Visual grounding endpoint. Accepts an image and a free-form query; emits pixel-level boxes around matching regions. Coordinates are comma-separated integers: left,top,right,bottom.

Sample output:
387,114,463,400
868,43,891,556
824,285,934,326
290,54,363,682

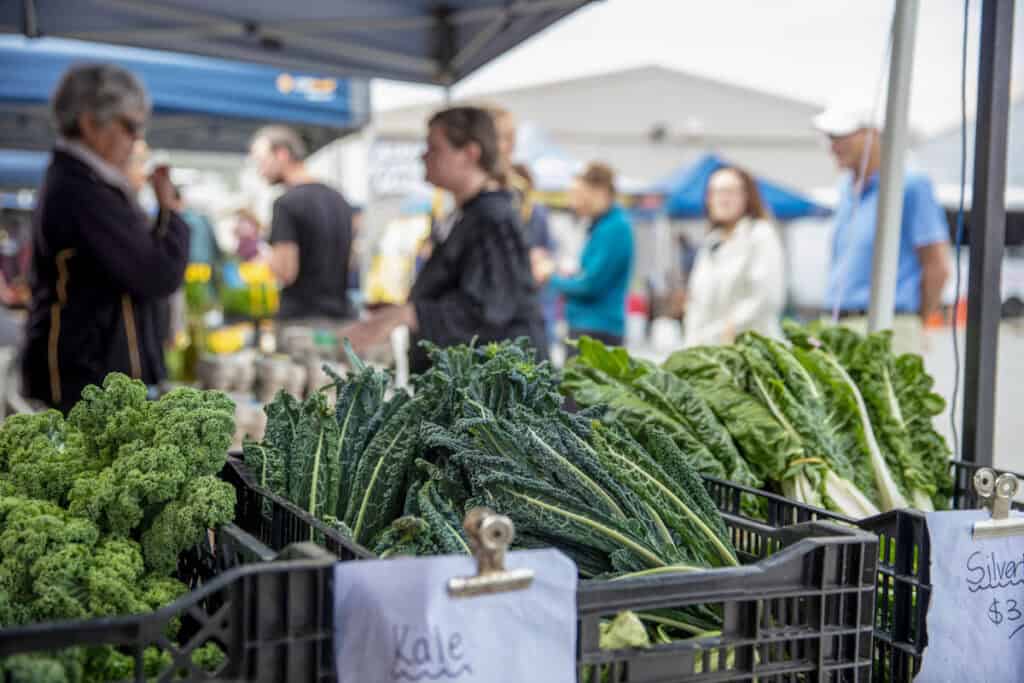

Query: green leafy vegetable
0,374,238,681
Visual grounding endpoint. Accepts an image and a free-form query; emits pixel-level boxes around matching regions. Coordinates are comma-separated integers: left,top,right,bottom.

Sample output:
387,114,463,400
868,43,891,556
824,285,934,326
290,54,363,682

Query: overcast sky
372,0,1024,138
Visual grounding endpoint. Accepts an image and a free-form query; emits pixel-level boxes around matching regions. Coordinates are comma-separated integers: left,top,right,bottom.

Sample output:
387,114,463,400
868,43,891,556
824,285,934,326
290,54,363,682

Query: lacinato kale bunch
248,338,738,649
250,338,737,571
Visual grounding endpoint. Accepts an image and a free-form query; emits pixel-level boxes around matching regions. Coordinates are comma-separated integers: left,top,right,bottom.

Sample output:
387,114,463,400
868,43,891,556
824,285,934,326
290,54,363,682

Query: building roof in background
374,65,824,143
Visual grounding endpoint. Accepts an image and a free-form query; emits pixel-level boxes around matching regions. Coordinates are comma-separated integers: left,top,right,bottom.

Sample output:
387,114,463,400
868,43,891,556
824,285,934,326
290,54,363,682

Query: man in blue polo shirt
813,102,950,354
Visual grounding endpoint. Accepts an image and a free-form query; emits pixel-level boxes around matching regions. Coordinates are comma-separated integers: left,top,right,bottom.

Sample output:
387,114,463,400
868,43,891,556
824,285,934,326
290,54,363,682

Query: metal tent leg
962,0,1015,466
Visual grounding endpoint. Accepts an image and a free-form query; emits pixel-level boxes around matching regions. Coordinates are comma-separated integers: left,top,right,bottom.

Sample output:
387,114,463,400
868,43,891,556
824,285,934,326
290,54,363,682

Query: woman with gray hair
21,64,189,412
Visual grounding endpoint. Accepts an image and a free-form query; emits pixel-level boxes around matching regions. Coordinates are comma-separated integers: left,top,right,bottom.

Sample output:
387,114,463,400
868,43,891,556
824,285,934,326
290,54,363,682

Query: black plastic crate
0,527,335,683
224,456,374,562
705,460,1024,683
578,518,877,683
226,457,878,682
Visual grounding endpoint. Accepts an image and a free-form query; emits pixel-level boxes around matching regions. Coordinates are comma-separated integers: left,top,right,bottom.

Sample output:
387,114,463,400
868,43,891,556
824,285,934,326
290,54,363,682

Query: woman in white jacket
683,165,786,347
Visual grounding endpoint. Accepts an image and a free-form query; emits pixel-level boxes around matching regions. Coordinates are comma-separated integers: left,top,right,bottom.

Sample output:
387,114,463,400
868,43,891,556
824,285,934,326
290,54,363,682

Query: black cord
951,0,970,461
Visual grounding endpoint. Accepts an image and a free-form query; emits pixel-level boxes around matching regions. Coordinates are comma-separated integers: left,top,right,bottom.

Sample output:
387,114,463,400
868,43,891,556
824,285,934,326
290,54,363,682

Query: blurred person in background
510,162,554,257
342,106,547,371
0,209,32,309
511,162,558,346
167,187,222,347
0,210,30,348
250,125,354,322
678,233,699,284
349,207,365,293
234,208,265,262
174,186,221,268
488,106,552,248
537,162,633,350
22,64,189,412
487,105,518,192
683,166,785,347
813,101,950,354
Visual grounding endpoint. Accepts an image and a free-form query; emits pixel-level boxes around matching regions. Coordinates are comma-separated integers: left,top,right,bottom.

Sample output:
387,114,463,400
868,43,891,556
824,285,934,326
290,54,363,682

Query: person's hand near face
150,164,176,210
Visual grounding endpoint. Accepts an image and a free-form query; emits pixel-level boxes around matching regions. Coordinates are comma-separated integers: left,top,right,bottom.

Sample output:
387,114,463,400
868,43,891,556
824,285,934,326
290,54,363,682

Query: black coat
409,190,547,372
22,149,189,412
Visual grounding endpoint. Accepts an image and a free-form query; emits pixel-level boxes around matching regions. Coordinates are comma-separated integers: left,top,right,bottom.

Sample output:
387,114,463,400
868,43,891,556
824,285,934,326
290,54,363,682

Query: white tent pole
868,0,919,332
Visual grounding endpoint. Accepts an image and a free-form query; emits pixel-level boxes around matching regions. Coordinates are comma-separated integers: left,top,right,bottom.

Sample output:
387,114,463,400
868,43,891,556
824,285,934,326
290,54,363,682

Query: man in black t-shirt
250,125,354,321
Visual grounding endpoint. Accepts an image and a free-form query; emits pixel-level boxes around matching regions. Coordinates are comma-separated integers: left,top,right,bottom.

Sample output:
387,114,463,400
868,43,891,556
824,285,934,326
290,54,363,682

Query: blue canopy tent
655,154,831,221
1,1,594,86
0,35,370,154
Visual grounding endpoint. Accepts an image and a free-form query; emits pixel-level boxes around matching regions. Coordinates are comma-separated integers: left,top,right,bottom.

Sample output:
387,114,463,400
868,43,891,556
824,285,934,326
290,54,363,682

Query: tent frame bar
867,0,919,333
962,0,1015,467
20,0,37,37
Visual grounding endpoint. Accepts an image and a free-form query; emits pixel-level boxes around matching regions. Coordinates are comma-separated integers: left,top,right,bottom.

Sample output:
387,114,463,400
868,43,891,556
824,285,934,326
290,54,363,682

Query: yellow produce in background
221,260,279,318
364,214,431,305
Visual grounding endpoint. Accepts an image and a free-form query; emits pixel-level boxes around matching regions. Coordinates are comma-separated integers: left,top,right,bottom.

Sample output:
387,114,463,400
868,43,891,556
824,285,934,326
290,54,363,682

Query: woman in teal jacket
541,162,634,348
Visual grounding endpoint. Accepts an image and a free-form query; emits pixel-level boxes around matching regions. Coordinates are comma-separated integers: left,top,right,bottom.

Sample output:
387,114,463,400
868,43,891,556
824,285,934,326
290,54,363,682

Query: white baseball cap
812,99,882,137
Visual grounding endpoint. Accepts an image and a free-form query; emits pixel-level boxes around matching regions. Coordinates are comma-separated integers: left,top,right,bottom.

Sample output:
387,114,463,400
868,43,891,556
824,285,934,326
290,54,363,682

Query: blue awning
0,35,370,153
0,150,48,190
655,154,831,221
0,191,36,210
1,1,594,86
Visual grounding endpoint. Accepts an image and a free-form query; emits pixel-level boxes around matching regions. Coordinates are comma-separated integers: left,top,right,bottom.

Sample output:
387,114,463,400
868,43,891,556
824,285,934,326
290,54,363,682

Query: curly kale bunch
0,374,238,679
55,376,237,571
0,375,237,568
0,410,86,505
0,496,188,627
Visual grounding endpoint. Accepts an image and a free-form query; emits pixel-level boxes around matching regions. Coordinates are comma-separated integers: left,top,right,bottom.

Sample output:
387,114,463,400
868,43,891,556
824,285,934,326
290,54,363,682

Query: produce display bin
0,526,336,683
704,460,1024,683
577,519,877,683
224,456,374,562
225,457,878,682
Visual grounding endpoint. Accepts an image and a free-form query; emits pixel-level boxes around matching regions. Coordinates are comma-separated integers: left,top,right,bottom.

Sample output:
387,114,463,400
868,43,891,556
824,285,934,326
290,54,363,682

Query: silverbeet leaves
567,321,953,519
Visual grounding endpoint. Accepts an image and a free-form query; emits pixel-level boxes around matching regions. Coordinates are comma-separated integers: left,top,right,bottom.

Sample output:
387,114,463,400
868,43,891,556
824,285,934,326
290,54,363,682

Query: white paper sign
333,549,577,683
916,510,1024,682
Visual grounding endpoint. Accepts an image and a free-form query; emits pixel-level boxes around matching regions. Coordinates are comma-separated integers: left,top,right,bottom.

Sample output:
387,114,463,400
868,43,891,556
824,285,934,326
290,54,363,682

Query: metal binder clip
447,507,534,598
972,468,1024,539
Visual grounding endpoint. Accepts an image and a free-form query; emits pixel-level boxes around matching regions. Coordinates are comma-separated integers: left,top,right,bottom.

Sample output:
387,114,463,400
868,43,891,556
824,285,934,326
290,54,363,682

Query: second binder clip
972,468,1024,539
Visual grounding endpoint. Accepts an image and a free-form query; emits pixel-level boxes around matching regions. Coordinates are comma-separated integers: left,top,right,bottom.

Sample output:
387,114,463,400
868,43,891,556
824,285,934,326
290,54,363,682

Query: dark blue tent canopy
0,35,370,153
1,1,594,86
654,154,831,221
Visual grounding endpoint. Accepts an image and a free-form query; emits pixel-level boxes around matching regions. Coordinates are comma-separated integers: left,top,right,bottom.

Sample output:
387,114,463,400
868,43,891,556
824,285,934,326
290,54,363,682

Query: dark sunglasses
117,115,147,138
